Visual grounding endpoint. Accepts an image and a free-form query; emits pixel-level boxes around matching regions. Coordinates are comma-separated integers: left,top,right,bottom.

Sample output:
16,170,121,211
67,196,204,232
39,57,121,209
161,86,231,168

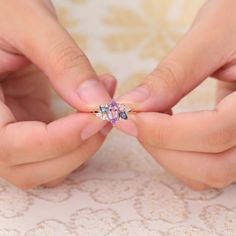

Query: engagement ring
95,100,131,126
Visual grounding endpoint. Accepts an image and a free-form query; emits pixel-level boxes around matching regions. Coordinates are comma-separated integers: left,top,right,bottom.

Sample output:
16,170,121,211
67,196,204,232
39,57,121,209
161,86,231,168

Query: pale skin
1,0,236,191
117,0,236,190
0,0,116,189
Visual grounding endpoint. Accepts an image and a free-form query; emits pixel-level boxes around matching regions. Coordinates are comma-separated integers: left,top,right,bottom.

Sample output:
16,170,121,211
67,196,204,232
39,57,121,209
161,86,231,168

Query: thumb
5,2,110,111
117,4,234,111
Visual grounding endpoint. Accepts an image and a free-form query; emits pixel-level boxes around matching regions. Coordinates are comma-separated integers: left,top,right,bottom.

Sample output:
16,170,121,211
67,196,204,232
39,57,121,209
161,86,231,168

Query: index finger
1,1,111,111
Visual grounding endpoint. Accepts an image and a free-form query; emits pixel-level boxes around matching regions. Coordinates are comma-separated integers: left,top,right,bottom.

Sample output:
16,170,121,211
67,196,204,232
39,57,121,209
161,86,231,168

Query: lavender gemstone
107,100,119,125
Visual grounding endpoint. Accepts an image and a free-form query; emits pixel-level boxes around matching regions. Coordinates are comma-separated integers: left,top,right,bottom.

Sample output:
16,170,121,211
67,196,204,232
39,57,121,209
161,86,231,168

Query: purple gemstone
107,100,119,125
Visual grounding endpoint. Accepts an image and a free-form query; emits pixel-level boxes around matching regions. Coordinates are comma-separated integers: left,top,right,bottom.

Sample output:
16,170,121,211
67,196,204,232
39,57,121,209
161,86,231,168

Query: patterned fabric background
0,0,235,235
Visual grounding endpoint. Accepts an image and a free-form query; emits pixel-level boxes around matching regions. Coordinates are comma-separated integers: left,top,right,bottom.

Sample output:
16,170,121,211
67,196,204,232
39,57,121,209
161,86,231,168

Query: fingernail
100,124,113,136
77,79,110,105
118,87,149,103
81,122,103,140
116,120,138,137
101,77,114,96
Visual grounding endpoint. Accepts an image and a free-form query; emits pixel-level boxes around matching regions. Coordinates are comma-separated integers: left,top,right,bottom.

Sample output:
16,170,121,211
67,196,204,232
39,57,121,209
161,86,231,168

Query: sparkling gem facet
95,101,131,125
120,111,128,120
107,100,119,125
119,104,131,113
100,106,108,113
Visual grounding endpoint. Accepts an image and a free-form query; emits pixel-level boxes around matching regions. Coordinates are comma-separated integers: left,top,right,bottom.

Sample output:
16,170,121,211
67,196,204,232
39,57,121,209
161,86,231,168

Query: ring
95,100,132,125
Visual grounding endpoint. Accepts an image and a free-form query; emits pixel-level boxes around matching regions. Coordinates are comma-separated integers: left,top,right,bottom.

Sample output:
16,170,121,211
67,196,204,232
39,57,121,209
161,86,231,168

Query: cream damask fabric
0,0,235,235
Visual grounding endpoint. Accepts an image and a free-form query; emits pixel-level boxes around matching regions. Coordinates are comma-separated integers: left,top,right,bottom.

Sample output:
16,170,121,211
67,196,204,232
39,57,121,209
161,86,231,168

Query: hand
0,0,115,189
117,0,236,190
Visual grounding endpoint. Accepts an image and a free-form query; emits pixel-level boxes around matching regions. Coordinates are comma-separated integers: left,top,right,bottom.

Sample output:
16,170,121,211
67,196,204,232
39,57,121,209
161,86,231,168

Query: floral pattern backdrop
0,0,235,235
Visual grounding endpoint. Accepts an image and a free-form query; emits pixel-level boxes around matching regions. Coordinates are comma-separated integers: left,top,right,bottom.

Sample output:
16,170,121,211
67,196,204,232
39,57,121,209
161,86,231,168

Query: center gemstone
107,100,119,125
96,101,130,125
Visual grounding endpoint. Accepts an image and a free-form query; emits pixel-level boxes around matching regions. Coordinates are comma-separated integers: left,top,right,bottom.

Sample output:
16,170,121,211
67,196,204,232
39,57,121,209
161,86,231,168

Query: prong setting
95,101,131,125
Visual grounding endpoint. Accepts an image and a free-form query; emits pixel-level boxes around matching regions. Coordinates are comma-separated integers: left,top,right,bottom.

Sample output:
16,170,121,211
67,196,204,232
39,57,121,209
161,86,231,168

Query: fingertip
76,79,111,111
99,74,117,98
116,86,149,111
99,73,117,83
80,118,107,141
115,116,138,137
100,123,113,136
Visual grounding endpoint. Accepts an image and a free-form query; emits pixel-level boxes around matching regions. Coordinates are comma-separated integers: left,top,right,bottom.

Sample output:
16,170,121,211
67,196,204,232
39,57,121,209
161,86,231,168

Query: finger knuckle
206,124,235,153
139,125,165,148
138,115,168,148
48,132,77,156
49,40,90,75
147,61,184,92
152,127,167,148
205,161,230,188
0,125,46,166
44,122,75,155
